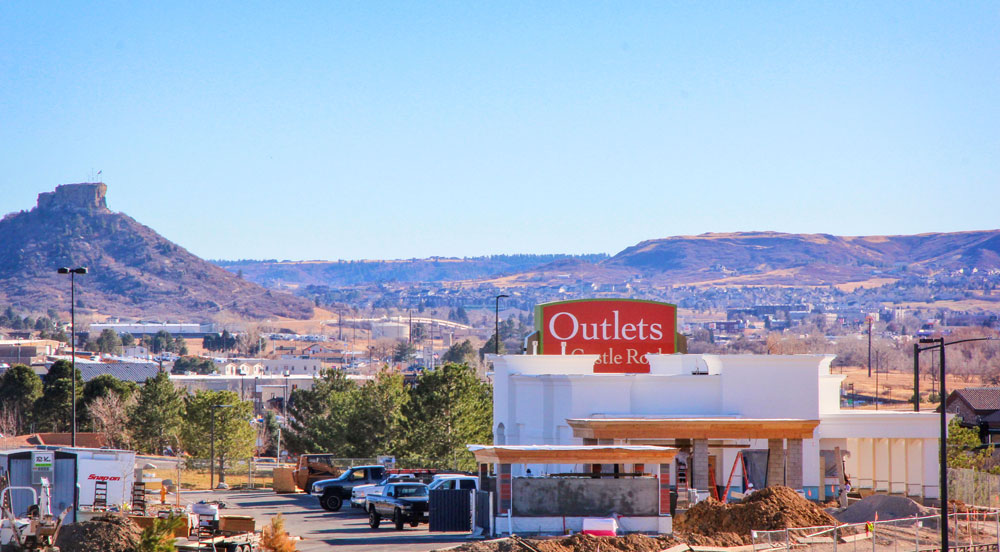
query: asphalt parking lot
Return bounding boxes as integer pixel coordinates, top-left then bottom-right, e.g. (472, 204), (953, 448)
(192, 490), (472, 552)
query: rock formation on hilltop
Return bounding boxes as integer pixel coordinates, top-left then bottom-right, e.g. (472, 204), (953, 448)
(0, 183), (314, 320)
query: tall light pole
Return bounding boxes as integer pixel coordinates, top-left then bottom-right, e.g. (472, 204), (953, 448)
(210, 404), (235, 489)
(57, 266), (87, 447)
(494, 294), (509, 355)
(917, 335), (998, 552)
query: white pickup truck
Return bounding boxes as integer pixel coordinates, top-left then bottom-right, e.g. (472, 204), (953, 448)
(350, 474), (416, 509)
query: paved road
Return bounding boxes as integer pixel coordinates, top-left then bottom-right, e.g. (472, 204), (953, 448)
(189, 490), (471, 552)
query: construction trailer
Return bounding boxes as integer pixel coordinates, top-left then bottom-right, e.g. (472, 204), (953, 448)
(0, 448), (136, 523)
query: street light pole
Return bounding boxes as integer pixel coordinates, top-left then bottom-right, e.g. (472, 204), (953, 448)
(57, 266), (87, 447)
(210, 404), (235, 489)
(917, 335), (998, 552)
(494, 294), (509, 355)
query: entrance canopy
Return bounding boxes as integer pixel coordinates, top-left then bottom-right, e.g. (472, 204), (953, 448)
(567, 417), (820, 440)
(467, 445), (678, 465)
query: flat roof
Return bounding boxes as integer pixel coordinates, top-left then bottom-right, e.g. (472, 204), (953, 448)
(467, 444), (678, 464)
(567, 417), (820, 440)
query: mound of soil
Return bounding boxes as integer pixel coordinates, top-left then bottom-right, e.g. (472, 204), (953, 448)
(446, 528), (767, 551)
(832, 494), (933, 523)
(673, 486), (837, 544)
(55, 513), (140, 552)
(446, 534), (681, 552)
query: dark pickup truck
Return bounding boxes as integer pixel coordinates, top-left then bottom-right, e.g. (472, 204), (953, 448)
(310, 465), (386, 512)
(366, 482), (429, 530)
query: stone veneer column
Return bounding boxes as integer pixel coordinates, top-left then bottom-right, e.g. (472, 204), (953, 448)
(692, 439), (709, 491)
(766, 438), (785, 487)
(786, 438), (804, 491)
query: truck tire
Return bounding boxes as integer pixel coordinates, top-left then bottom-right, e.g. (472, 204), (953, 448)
(368, 506), (381, 529)
(393, 508), (405, 530)
(320, 491), (343, 512)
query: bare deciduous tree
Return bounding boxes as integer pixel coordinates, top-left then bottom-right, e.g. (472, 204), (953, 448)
(255, 420), (272, 457)
(0, 404), (22, 437)
(89, 393), (136, 450)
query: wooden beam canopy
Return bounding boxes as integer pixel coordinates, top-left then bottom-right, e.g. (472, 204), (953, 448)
(567, 418), (820, 440)
(467, 445), (678, 465)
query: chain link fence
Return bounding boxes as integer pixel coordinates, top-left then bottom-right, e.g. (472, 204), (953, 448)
(951, 468), (1000, 509)
(753, 512), (1000, 552)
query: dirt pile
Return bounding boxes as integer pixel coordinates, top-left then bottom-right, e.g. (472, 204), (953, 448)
(446, 534), (681, 552)
(55, 513), (141, 552)
(673, 486), (837, 544)
(833, 494), (934, 523)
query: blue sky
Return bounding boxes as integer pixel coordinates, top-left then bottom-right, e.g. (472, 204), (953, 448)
(2, 2), (998, 261)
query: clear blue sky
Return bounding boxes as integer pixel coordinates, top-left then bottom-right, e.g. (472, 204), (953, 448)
(2, 2), (998, 261)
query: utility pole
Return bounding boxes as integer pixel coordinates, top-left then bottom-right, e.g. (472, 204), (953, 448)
(494, 294), (509, 355)
(867, 316), (873, 378)
(912, 343), (920, 412)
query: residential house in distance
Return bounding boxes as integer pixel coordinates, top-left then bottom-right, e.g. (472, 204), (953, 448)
(945, 388), (1000, 443)
(213, 357), (329, 376)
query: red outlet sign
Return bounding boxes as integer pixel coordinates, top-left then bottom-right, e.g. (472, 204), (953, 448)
(535, 299), (678, 373)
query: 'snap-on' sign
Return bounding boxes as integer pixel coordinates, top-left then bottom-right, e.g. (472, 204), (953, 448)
(535, 299), (677, 373)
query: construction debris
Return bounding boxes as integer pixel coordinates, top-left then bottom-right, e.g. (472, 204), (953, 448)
(54, 513), (140, 552)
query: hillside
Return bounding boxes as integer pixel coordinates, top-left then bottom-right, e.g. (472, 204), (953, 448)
(217, 230), (1000, 291)
(604, 231), (1000, 285)
(0, 183), (313, 320)
(214, 254), (610, 288)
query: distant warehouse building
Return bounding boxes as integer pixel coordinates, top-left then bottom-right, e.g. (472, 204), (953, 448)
(89, 322), (216, 337)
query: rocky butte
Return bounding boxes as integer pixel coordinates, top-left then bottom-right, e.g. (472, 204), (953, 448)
(35, 183), (111, 214)
(0, 182), (314, 320)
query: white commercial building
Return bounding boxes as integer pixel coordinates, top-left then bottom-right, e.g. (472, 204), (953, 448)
(489, 352), (942, 501)
(89, 322), (215, 336)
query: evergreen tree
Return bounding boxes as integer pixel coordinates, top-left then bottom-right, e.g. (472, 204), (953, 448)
(402, 363), (492, 471)
(82, 373), (137, 406)
(0, 364), (42, 432)
(392, 342), (417, 363)
(95, 329), (123, 354)
(349, 370), (408, 457)
(130, 371), (185, 454)
(442, 340), (478, 366)
(284, 370), (356, 453)
(948, 417), (996, 472)
(171, 356), (216, 375)
(34, 360), (83, 432)
(478, 334), (505, 359)
(181, 390), (254, 485)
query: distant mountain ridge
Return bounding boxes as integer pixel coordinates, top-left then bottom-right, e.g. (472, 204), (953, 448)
(214, 254), (610, 288)
(0, 183), (313, 320)
(220, 230), (1000, 289)
(602, 231), (1000, 285)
